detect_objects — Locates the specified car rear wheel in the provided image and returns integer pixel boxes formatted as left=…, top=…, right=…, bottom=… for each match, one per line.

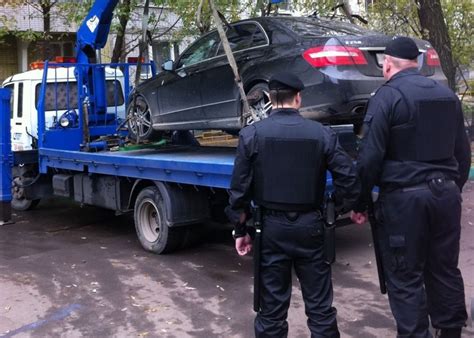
left=127, top=95, right=162, bottom=142
left=245, top=83, right=272, bottom=126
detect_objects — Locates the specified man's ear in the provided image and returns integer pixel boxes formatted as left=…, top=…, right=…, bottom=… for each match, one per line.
left=295, top=92, right=302, bottom=106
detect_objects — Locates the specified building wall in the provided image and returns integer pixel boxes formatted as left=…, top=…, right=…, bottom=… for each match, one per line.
left=0, top=35, right=18, bottom=83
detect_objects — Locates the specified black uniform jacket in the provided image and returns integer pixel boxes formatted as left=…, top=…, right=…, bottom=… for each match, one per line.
left=226, top=108, right=360, bottom=224
left=355, top=68, right=471, bottom=212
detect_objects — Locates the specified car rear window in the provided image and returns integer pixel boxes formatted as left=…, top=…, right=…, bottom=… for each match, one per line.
left=279, top=17, right=372, bottom=37
left=224, top=23, right=268, bottom=52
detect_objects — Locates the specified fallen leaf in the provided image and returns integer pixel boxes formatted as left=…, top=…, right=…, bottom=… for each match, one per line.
left=138, top=332, right=149, bottom=337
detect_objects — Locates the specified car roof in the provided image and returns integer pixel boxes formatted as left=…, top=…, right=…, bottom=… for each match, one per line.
left=232, top=16, right=374, bottom=36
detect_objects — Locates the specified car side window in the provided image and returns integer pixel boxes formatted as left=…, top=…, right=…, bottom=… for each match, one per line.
left=217, top=23, right=267, bottom=55
left=177, top=32, right=220, bottom=69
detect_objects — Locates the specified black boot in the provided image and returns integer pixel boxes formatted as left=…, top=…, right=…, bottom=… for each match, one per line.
left=434, top=328, right=462, bottom=338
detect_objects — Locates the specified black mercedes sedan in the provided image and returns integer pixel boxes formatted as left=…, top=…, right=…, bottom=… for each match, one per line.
left=127, top=16, right=446, bottom=140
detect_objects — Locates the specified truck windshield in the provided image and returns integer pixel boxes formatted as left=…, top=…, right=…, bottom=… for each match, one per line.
left=35, top=80, right=124, bottom=111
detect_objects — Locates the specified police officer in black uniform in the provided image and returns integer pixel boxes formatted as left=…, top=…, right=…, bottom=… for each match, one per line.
left=351, top=37, right=471, bottom=337
left=226, top=72, right=359, bottom=337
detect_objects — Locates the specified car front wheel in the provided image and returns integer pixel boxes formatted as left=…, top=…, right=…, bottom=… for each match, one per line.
left=127, top=95, right=162, bottom=142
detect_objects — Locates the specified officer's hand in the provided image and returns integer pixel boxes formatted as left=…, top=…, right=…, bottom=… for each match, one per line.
left=351, top=211, right=368, bottom=225
left=235, top=234, right=252, bottom=256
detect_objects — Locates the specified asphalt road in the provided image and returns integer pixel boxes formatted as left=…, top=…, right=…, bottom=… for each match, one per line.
left=0, top=183, right=473, bottom=337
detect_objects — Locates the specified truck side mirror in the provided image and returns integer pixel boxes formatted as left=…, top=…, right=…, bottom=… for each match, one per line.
left=162, top=60, right=174, bottom=71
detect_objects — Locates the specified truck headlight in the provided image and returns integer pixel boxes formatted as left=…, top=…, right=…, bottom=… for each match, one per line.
left=59, top=110, right=78, bottom=128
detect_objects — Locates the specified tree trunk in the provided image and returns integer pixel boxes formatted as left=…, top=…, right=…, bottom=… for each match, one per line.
left=41, top=1, right=52, bottom=60
left=416, top=0, right=456, bottom=90
left=111, top=0, right=131, bottom=63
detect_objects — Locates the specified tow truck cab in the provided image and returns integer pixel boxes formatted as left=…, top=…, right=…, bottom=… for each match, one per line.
left=2, top=66, right=126, bottom=151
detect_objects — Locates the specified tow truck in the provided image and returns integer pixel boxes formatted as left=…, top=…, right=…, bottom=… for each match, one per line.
left=0, top=0, right=352, bottom=254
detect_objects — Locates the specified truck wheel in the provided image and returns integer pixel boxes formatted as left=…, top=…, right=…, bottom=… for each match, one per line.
left=127, top=95, right=162, bottom=142
left=11, top=172, right=40, bottom=211
left=245, top=83, right=272, bottom=126
left=134, top=186, right=181, bottom=254
left=11, top=196, right=40, bottom=211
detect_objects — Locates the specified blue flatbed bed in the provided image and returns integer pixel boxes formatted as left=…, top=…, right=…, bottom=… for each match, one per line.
left=39, top=145, right=236, bottom=189
left=39, top=145, right=335, bottom=190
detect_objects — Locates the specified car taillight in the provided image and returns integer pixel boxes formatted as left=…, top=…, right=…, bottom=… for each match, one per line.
left=426, top=48, right=440, bottom=66
left=302, top=45, right=367, bottom=67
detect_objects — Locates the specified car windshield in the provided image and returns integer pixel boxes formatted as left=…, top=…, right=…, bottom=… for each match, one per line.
left=278, top=17, right=373, bottom=37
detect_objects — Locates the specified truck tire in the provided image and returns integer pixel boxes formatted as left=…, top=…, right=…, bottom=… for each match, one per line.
left=11, top=169, right=41, bottom=211
left=11, top=196, right=40, bottom=211
left=127, top=95, right=162, bottom=142
left=134, top=186, right=181, bottom=254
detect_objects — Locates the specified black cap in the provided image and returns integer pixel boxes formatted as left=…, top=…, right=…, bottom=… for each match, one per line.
left=269, top=72, right=305, bottom=91
left=384, top=36, right=421, bottom=60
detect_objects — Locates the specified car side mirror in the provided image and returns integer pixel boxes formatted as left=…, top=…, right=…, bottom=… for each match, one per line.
left=162, top=60, right=174, bottom=71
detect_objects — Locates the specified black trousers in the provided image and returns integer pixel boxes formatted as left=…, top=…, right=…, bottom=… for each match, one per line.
left=255, top=211, right=339, bottom=338
left=376, top=180, right=467, bottom=337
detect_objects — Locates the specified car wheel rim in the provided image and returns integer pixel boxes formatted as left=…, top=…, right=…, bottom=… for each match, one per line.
left=246, top=89, right=271, bottom=125
left=129, top=98, right=152, bottom=138
left=138, top=198, right=161, bottom=243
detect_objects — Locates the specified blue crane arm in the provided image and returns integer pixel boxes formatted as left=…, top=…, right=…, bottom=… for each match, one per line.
left=74, top=0, right=120, bottom=119
left=76, top=0, right=120, bottom=64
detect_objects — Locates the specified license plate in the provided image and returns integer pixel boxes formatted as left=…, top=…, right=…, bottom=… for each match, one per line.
left=376, top=53, right=385, bottom=66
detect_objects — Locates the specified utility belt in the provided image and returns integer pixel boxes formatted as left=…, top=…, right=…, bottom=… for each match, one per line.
left=263, top=208, right=322, bottom=221
left=259, top=194, right=336, bottom=265
left=381, top=177, right=456, bottom=194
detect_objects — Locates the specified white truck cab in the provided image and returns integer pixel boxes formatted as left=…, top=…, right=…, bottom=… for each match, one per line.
left=2, top=66, right=126, bottom=151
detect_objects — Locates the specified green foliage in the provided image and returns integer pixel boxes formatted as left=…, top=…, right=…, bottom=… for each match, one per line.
left=152, top=0, right=246, bottom=39
left=367, top=0, right=473, bottom=68
left=442, top=0, right=473, bottom=67
left=290, top=0, right=334, bottom=16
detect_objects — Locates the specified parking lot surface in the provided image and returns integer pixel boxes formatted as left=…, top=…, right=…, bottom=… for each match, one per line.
left=1, top=183, right=473, bottom=337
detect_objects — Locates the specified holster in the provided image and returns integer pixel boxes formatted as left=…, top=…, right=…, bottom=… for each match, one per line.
left=323, top=193, right=336, bottom=265
left=252, top=203, right=263, bottom=312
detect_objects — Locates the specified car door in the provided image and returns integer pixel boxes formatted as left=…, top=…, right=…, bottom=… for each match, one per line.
left=156, top=31, right=220, bottom=128
left=200, top=22, right=269, bottom=127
